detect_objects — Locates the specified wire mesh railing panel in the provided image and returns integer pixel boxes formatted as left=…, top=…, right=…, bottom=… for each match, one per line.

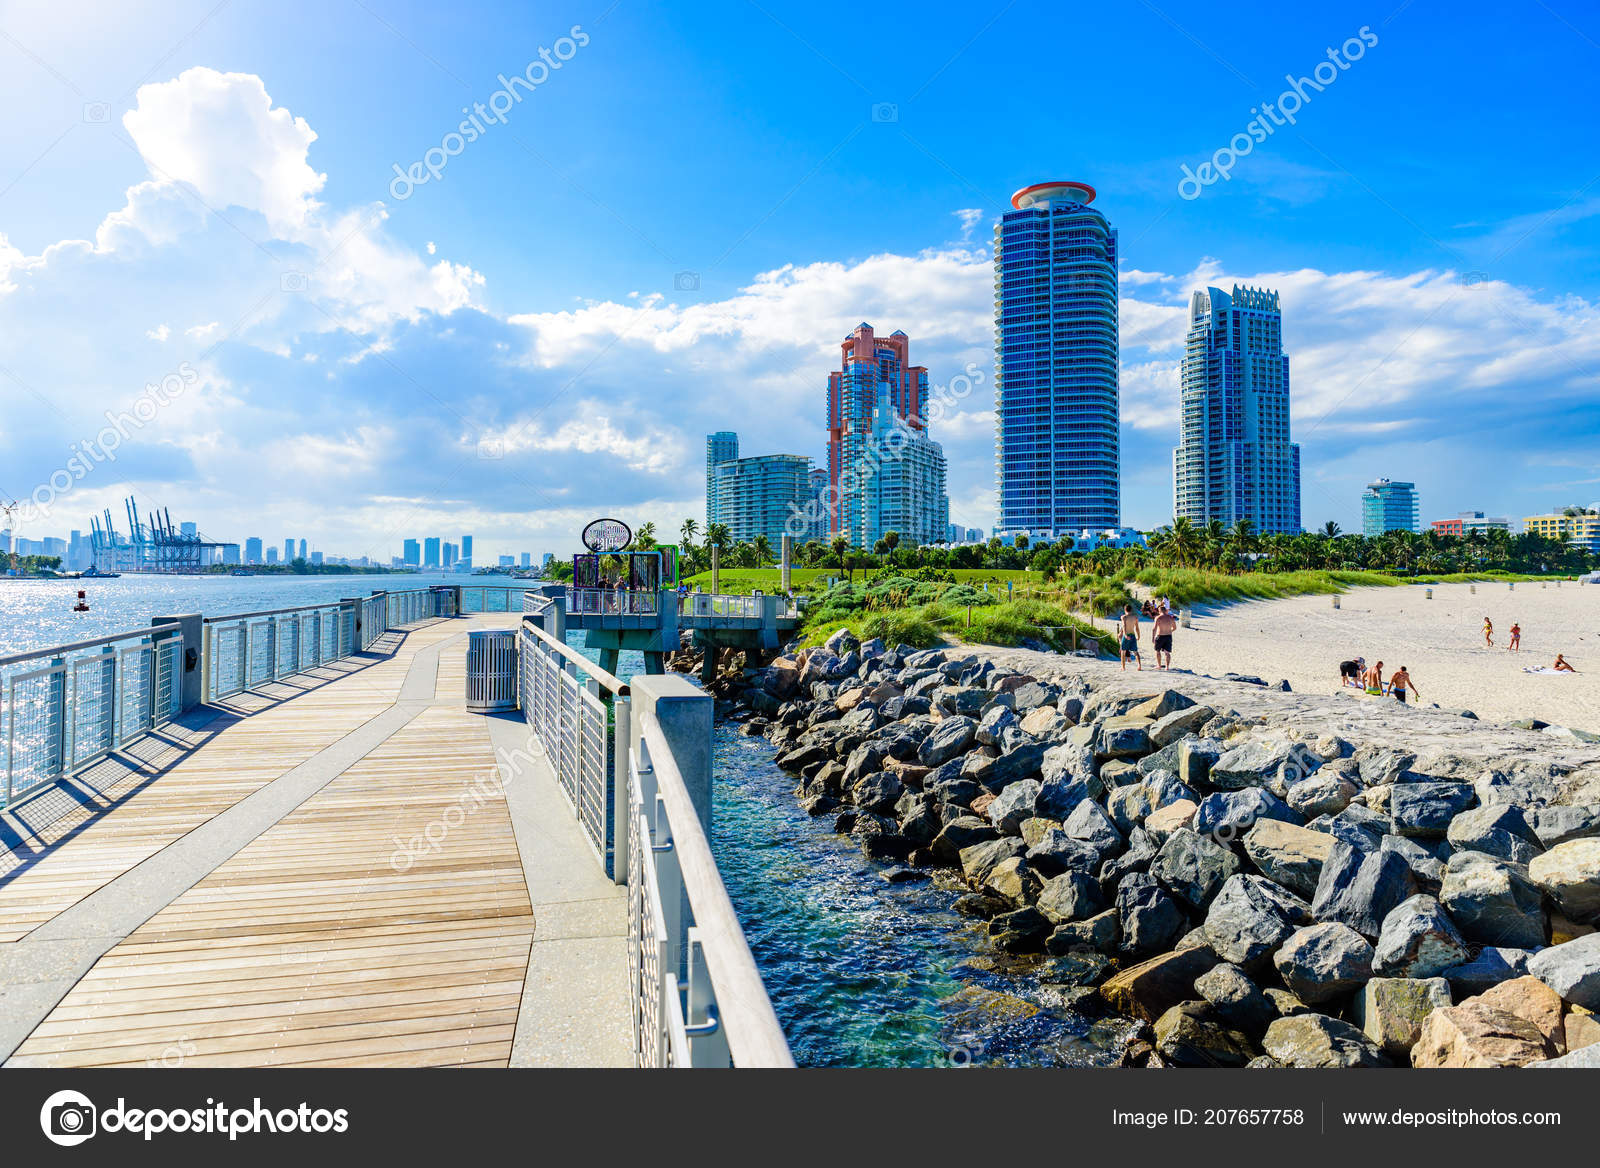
left=578, top=687, right=610, bottom=863
left=116, top=643, right=155, bottom=747
left=4, top=664, right=66, bottom=804
left=67, top=651, right=116, bottom=769
left=154, top=638, right=180, bottom=724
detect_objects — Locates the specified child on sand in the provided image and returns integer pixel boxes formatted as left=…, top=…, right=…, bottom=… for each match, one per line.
left=1510, top=623, right=1521, bottom=651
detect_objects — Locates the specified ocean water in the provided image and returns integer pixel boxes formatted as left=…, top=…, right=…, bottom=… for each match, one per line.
left=0, top=573, right=467, bottom=657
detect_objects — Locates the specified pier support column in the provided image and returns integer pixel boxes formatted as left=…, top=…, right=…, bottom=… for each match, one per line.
left=642, top=650, right=665, bottom=674
left=152, top=613, right=203, bottom=711
left=700, top=644, right=719, bottom=686
left=598, top=647, right=620, bottom=677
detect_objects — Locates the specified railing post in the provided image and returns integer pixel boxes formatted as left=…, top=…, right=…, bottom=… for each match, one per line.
left=150, top=614, right=201, bottom=711
left=685, top=932, right=731, bottom=1067
left=628, top=674, right=714, bottom=832
left=612, top=696, right=631, bottom=887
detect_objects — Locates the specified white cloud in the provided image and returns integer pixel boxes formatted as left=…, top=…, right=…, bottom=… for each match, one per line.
left=146, top=324, right=170, bottom=341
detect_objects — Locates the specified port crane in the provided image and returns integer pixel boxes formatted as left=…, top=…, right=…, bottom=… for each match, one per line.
left=0, top=493, right=19, bottom=574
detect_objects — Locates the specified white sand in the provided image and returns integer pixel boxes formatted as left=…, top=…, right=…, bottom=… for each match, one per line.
left=1122, top=580, right=1600, bottom=731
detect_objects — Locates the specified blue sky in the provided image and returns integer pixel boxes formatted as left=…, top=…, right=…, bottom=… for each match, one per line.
left=2, top=0, right=1599, bottom=561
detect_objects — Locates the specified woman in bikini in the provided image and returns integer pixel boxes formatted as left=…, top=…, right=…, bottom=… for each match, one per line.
left=1509, top=623, right=1521, bottom=651
left=1554, top=654, right=1577, bottom=673
left=1483, top=617, right=1494, bottom=648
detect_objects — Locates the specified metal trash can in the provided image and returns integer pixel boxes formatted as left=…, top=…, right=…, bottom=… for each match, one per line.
left=466, top=629, right=518, bottom=712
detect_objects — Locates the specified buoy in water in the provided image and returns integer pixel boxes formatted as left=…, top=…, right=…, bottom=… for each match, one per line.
left=72, top=589, right=89, bottom=613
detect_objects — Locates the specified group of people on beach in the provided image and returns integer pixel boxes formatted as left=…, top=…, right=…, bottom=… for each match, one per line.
left=1483, top=617, right=1576, bottom=671
left=1337, top=657, right=1422, bottom=703
left=1116, top=599, right=1178, bottom=672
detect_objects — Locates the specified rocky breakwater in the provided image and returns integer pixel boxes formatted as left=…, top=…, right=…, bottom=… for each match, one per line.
left=731, top=629, right=1600, bottom=1068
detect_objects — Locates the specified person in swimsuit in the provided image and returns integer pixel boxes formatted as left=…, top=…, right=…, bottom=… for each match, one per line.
left=1509, top=622, right=1521, bottom=651
left=1364, top=660, right=1385, bottom=695
left=1339, top=656, right=1365, bottom=688
left=1152, top=606, right=1178, bottom=670
left=1118, top=604, right=1142, bottom=671
left=1388, top=665, right=1420, bottom=704
left=1483, top=617, right=1494, bottom=648
left=1554, top=654, right=1577, bottom=673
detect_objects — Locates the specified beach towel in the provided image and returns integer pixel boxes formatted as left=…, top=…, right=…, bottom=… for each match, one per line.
left=1522, top=666, right=1573, bottom=675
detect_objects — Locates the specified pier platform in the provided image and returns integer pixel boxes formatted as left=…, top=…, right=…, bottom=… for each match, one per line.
left=0, top=615, right=631, bottom=1068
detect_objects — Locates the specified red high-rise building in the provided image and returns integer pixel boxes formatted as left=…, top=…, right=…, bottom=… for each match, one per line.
left=826, top=323, right=927, bottom=539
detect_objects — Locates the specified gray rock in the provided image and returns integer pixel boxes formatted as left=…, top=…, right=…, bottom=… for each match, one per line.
left=1176, top=737, right=1224, bottom=788
left=1203, top=874, right=1312, bottom=967
left=986, top=779, right=1042, bottom=834
left=1287, top=769, right=1359, bottom=818
left=1354, top=977, right=1452, bottom=1058
left=1440, top=946, right=1532, bottom=997
left=1024, top=827, right=1102, bottom=877
left=1311, top=840, right=1419, bottom=939
left=1195, top=788, right=1303, bottom=841
left=1262, top=1014, right=1389, bottom=1067
left=1037, top=747, right=1103, bottom=819
left=1446, top=803, right=1544, bottom=864
left=1153, top=1001, right=1254, bottom=1067
left=918, top=715, right=977, bottom=767
left=1063, top=798, right=1125, bottom=859
left=1380, top=835, right=1446, bottom=890
left=987, top=741, right=1049, bottom=791
left=1243, top=819, right=1335, bottom=899
left=1106, top=783, right=1154, bottom=834
left=1273, top=923, right=1374, bottom=1005
left=1194, top=963, right=1275, bottom=1033
left=1145, top=769, right=1197, bottom=810
left=1150, top=828, right=1244, bottom=909
left=975, top=703, right=1018, bottom=748
left=1010, top=681, right=1061, bottom=712
left=1094, top=715, right=1154, bottom=760
left=1149, top=705, right=1214, bottom=748
left=1528, top=838, right=1600, bottom=924
left=850, top=770, right=904, bottom=814
left=1525, top=804, right=1600, bottom=849
left=1047, top=909, right=1121, bottom=955
left=1098, top=827, right=1159, bottom=890
left=957, top=836, right=1025, bottom=886
left=1439, top=850, right=1547, bottom=949
left=1209, top=739, right=1322, bottom=792
left=1526, top=933, right=1600, bottom=1009
left=1356, top=747, right=1418, bottom=787
left=1037, top=870, right=1107, bottom=924
left=987, top=906, right=1051, bottom=952
left=1372, top=894, right=1472, bottom=978
left=1526, top=1044, right=1600, bottom=1068
left=1391, top=781, right=1478, bottom=838
left=1117, top=872, right=1189, bottom=957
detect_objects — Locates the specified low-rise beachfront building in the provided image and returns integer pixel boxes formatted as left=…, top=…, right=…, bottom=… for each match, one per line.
left=1524, top=510, right=1600, bottom=553
left=709, top=449, right=816, bottom=548
left=1430, top=510, right=1510, bottom=537
left=1362, top=478, right=1419, bottom=535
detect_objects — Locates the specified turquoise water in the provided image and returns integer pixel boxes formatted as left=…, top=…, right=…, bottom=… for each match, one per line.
left=0, top=573, right=468, bottom=657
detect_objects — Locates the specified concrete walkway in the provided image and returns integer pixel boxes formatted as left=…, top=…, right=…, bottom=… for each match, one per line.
left=0, top=616, right=630, bottom=1068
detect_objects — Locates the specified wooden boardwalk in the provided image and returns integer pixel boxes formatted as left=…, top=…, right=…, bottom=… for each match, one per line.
left=0, top=616, right=629, bottom=1068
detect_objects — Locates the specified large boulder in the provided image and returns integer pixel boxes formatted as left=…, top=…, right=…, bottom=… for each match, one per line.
left=1446, top=803, right=1543, bottom=865
left=1528, top=839, right=1600, bottom=924
left=1526, top=805, right=1600, bottom=849
left=1048, top=909, right=1121, bottom=955
left=1527, top=933, right=1600, bottom=1009
left=987, top=741, right=1050, bottom=791
left=984, top=855, right=1037, bottom=903
left=1036, top=758, right=1103, bottom=820
left=975, top=704, right=1019, bottom=748
left=1153, top=1001, right=1254, bottom=1067
left=1438, top=850, right=1547, bottom=950
left=1440, top=946, right=1533, bottom=997
left=1150, top=828, right=1243, bottom=909
left=1273, top=923, right=1375, bottom=1005
left=1144, top=799, right=1198, bottom=842
left=1203, top=875, right=1312, bottom=967
left=1242, top=819, right=1334, bottom=899
left=1473, top=976, right=1565, bottom=1050
left=1094, top=715, right=1154, bottom=760
left=958, top=837, right=1026, bottom=886
left=1194, top=788, right=1302, bottom=840
left=1025, top=828, right=1102, bottom=877
left=1311, top=841, right=1419, bottom=939
left=918, top=715, right=978, bottom=767
left=1106, top=783, right=1154, bottom=835
left=1373, top=894, right=1472, bottom=978
left=1037, top=870, right=1107, bottom=924
left=1391, top=782, right=1478, bottom=838
left=1148, top=705, right=1214, bottom=749
left=1099, top=945, right=1220, bottom=1022
left=1209, top=739, right=1322, bottom=792
left=1354, top=977, right=1452, bottom=1058
left=850, top=770, right=904, bottom=815
left=1194, top=963, right=1276, bottom=1034
left=1063, top=799, right=1125, bottom=860
left=1262, top=1014, right=1389, bottom=1068
left=1410, top=1001, right=1554, bottom=1068
left=1176, top=738, right=1224, bottom=789
left=1287, top=769, right=1359, bottom=819
left=1116, top=872, right=1189, bottom=957
left=986, top=779, right=1042, bottom=834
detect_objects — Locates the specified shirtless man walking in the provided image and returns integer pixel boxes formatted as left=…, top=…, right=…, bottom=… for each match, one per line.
left=1152, top=605, right=1178, bottom=670
left=1388, top=665, right=1420, bottom=704
left=1118, top=604, right=1142, bottom=671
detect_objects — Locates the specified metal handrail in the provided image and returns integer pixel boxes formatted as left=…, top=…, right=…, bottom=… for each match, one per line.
left=519, top=618, right=629, bottom=695
left=631, top=721, right=793, bottom=1068
left=0, top=622, right=182, bottom=670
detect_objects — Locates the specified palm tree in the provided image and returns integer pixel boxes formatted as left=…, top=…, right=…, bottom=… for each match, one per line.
left=679, top=518, right=699, bottom=548
left=705, top=523, right=732, bottom=559
left=830, top=535, right=851, bottom=582
left=1224, top=518, right=1257, bottom=567
left=752, top=534, right=773, bottom=565
left=1321, top=520, right=1341, bottom=539
left=633, top=521, right=657, bottom=551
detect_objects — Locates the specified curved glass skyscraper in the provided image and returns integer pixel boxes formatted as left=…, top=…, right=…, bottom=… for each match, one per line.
left=994, top=181, right=1120, bottom=539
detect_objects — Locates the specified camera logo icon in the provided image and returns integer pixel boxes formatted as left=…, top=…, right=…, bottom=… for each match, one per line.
left=40, top=1090, right=97, bottom=1147
left=871, top=102, right=898, bottom=123
left=1459, top=270, right=1490, bottom=288
left=82, top=102, right=111, bottom=123
left=673, top=270, right=700, bottom=292
left=476, top=439, right=504, bottom=460
left=280, top=271, right=310, bottom=293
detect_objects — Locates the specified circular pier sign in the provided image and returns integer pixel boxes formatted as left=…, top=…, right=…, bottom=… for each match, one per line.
left=581, top=518, right=632, bottom=553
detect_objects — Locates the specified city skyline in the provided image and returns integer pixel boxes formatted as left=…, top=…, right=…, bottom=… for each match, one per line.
left=0, top=4, right=1596, bottom=553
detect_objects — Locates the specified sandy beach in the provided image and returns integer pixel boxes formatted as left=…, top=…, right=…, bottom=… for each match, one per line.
left=1120, top=580, right=1600, bottom=732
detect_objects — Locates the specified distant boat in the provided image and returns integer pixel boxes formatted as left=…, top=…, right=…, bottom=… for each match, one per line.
left=231, top=569, right=253, bottom=576
left=81, top=567, right=121, bottom=578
